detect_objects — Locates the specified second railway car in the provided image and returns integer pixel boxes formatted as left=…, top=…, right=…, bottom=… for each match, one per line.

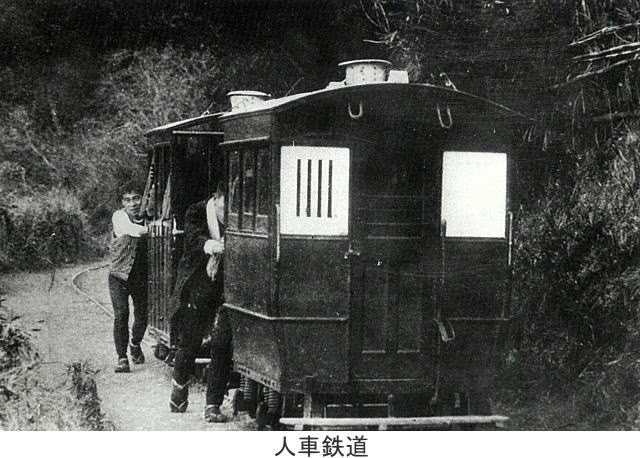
left=145, top=60, right=519, bottom=429
left=143, top=114, right=223, bottom=350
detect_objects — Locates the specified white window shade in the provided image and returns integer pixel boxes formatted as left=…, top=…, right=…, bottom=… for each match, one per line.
left=441, top=151, right=507, bottom=238
left=280, top=146, right=350, bottom=235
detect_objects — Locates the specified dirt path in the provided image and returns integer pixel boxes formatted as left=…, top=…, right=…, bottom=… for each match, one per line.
left=1, top=263, right=256, bottom=431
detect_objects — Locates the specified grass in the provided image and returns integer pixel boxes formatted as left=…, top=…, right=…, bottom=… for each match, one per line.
left=0, top=363, right=113, bottom=430
left=0, top=296, right=112, bottom=430
left=494, top=342, right=640, bottom=430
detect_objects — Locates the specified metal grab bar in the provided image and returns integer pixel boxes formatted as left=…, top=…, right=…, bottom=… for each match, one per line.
left=507, top=211, right=514, bottom=267
left=275, top=204, right=281, bottom=263
left=436, top=103, right=453, bottom=129
left=434, top=318, right=456, bottom=342
left=348, top=101, right=363, bottom=119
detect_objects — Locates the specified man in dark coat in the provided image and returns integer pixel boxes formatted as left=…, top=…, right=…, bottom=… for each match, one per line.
left=169, top=189, right=232, bottom=423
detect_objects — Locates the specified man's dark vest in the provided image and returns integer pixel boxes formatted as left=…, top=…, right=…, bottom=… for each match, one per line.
left=109, top=218, right=147, bottom=282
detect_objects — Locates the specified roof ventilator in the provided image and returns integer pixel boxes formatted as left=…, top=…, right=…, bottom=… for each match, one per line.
left=227, top=90, right=270, bottom=111
left=338, top=59, right=391, bottom=86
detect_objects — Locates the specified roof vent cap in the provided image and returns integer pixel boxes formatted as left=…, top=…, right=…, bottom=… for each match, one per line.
left=338, top=59, right=391, bottom=85
left=388, top=70, right=409, bottom=84
left=227, top=90, right=270, bottom=110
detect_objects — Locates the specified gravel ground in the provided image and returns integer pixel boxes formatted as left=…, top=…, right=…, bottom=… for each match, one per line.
left=1, top=262, right=256, bottom=431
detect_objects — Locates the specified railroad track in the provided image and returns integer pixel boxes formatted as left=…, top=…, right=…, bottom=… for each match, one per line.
left=71, top=263, right=209, bottom=362
left=71, top=263, right=159, bottom=350
left=71, top=263, right=112, bottom=317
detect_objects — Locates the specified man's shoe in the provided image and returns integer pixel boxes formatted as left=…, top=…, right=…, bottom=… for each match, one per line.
left=204, top=404, right=227, bottom=423
left=153, top=342, right=169, bottom=361
left=130, top=343, right=145, bottom=364
left=170, top=379, right=189, bottom=413
left=114, top=358, right=130, bottom=373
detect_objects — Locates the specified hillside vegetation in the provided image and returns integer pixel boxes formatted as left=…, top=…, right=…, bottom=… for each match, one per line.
left=1, top=0, right=639, bottom=428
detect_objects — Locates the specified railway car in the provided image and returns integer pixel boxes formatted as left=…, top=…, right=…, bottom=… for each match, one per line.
left=144, top=59, right=520, bottom=429
left=219, top=60, right=517, bottom=429
left=143, top=113, right=224, bottom=352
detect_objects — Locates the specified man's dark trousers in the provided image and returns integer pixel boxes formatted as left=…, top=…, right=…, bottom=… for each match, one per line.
left=108, top=264, right=148, bottom=359
left=173, top=267, right=232, bottom=406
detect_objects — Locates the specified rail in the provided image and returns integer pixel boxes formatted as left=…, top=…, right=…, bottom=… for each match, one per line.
left=71, top=263, right=157, bottom=350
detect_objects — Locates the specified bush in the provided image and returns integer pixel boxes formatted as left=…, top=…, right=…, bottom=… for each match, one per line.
left=514, top=126, right=640, bottom=369
left=0, top=359, right=112, bottom=431
left=497, top=124, right=640, bottom=428
left=66, top=361, right=114, bottom=431
left=0, top=299, right=112, bottom=430
left=0, top=300, right=38, bottom=373
left=1, top=188, right=101, bottom=270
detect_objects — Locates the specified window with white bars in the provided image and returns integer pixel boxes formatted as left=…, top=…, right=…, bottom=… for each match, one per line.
left=280, top=146, right=350, bottom=235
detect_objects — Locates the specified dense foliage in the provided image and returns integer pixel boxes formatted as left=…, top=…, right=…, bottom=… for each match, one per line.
left=0, top=0, right=374, bottom=268
left=1, top=0, right=640, bottom=427
left=498, top=127, right=640, bottom=428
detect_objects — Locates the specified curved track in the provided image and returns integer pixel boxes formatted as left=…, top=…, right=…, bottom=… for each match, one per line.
left=66, top=262, right=253, bottom=430
left=71, top=263, right=160, bottom=349
left=71, top=262, right=112, bottom=317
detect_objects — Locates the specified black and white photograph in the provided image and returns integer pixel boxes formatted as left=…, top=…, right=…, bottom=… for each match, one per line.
left=0, top=0, right=638, bottom=451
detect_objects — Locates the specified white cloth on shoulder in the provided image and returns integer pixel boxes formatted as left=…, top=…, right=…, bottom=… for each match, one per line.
left=205, top=197, right=222, bottom=281
left=206, top=197, right=220, bottom=240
